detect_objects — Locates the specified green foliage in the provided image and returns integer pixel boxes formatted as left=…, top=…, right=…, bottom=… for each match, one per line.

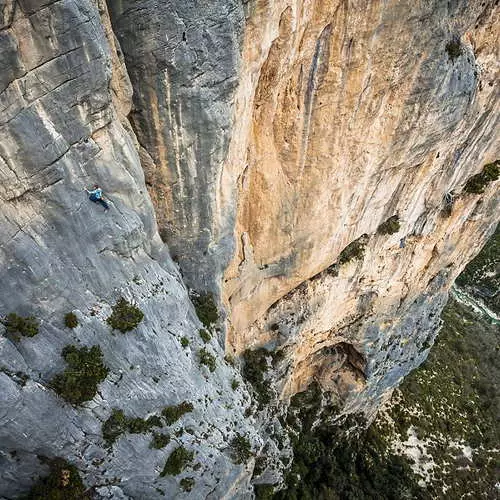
left=387, top=295, right=500, bottom=497
left=463, top=160, right=499, bottom=194
left=180, top=337, right=189, bottom=348
left=179, top=477, right=195, bottom=492
left=338, top=234, right=369, bottom=265
left=231, top=379, right=240, bottom=390
left=22, top=457, right=87, bottom=500
left=456, top=224, right=499, bottom=311
left=278, top=386, right=424, bottom=500
left=150, top=432, right=170, bottom=449
left=198, top=348, right=216, bottom=372
left=106, top=297, right=144, bottom=333
left=241, top=348, right=272, bottom=406
left=446, top=37, right=462, bottom=61
left=192, top=292, right=218, bottom=328
left=51, top=345, right=108, bottom=405
left=4, top=313, right=39, bottom=338
left=102, top=409, right=128, bottom=446
left=160, top=446, right=194, bottom=476
left=230, top=434, right=253, bottom=464
left=254, top=484, right=275, bottom=500
left=198, top=328, right=211, bottom=343
left=63, top=312, right=78, bottom=329
left=102, top=409, right=163, bottom=446
left=162, top=401, right=194, bottom=425
left=376, top=215, right=400, bottom=235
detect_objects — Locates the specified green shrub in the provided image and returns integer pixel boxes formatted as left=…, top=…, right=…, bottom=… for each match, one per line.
left=106, top=297, right=144, bottom=333
left=51, top=345, right=108, bottom=405
left=376, top=215, right=400, bottom=235
left=338, top=234, right=369, bottom=265
left=160, top=446, right=194, bottom=476
left=127, top=416, right=161, bottom=434
left=180, top=337, right=189, bottom=348
left=231, top=379, right=240, bottom=390
left=23, top=457, right=87, bottom=500
left=446, top=37, right=462, bottom=61
left=199, top=328, right=211, bottom=343
left=192, top=293, right=218, bottom=328
left=64, top=312, right=78, bottom=329
left=242, top=348, right=272, bottom=406
left=102, top=409, right=163, bottom=446
left=463, top=160, right=499, bottom=194
left=102, top=409, right=128, bottom=446
left=230, top=434, right=253, bottom=464
left=199, top=348, right=216, bottom=372
left=254, top=484, right=275, bottom=500
left=162, top=401, right=194, bottom=425
left=4, top=313, right=39, bottom=338
left=179, top=477, right=195, bottom=492
left=150, top=432, right=170, bottom=449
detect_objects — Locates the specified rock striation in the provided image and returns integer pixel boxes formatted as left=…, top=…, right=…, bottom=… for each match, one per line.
left=0, top=0, right=498, bottom=497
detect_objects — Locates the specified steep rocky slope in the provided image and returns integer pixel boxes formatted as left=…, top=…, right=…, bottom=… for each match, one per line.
left=0, top=1, right=263, bottom=498
left=0, top=0, right=498, bottom=498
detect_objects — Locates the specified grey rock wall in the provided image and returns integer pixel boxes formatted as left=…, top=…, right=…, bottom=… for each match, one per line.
left=106, top=0, right=245, bottom=293
left=0, top=1, right=260, bottom=497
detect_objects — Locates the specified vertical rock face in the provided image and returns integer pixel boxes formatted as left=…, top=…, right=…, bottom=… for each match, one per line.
left=107, top=0, right=498, bottom=414
left=221, top=0, right=499, bottom=412
left=0, top=1, right=259, bottom=498
left=107, top=0, right=245, bottom=292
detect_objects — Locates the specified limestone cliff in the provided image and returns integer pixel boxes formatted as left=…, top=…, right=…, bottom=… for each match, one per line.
left=0, top=0, right=498, bottom=498
left=110, top=0, right=499, bottom=413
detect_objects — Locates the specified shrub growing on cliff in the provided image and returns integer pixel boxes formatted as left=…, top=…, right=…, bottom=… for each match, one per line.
left=24, top=457, right=87, bottom=500
left=198, top=328, right=211, bottom=343
left=3, top=313, right=39, bottom=339
left=102, top=409, right=163, bottom=446
left=338, top=234, right=369, bottom=265
left=160, top=446, right=194, bottom=476
left=198, top=348, right=216, bottom=372
left=150, top=432, right=170, bottom=449
left=463, top=160, right=499, bottom=194
left=242, top=348, right=272, bottom=406
left=51, top=345, right=109, bottom=405
left=376, top=215, right=400, bottom=235
left=446, top=37, right=462, bottom=61
left=192, top=292, right=218, bottom=328
left=230, top=434, right=253, bottom=464
left=106, top=297, right=144, bottom=333
left=162, top=401, right=194, bottom=425
left=64, top=312, right=78, bottom=329
left=180, top=477, right=195, bottom=492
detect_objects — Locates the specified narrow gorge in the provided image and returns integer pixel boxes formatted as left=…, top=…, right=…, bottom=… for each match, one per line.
left=0, top=0, right=498, bottom=498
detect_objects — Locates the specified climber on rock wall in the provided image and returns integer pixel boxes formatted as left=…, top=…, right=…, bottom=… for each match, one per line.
left=84, top=184, right=110, bottom=212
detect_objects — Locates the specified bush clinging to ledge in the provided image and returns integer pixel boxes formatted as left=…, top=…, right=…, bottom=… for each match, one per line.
left=51, top=345, right=109, bottom=405
left=106, top=297, right=144, bottom=333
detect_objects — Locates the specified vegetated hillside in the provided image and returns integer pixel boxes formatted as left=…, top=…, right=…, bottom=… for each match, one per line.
left=271, top=226, right=499, bottom=500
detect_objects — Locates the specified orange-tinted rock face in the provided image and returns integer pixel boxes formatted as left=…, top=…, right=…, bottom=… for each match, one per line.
left=221, top=0, right=499, bottom=410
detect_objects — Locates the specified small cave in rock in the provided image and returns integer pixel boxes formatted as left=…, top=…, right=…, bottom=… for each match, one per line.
left=313, top=342, right=367, bottom=402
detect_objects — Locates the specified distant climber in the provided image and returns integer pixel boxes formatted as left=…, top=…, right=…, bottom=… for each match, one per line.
left=85, top=184, right=109, bottom=212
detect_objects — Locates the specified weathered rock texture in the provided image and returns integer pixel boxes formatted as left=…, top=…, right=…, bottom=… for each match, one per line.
left=0, top=0, right=499, bottom=497
left=110, top=0, right=499, bottom=415
left=221, top=0, right=500, bottom=412
left=0, top=1, right=264, bottom=498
